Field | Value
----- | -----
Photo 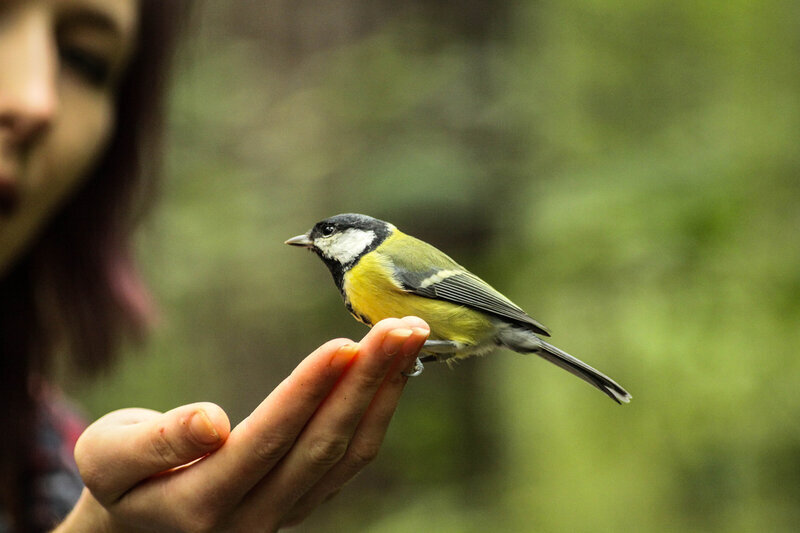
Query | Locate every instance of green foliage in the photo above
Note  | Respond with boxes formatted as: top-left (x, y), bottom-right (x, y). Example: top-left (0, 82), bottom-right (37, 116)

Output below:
top-left (71, 1), bottom-right (800, 531)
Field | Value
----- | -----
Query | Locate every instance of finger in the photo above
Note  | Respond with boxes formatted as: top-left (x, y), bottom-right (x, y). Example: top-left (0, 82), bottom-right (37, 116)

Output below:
top-left (74, 402), bottom-right (230, 505)
top-left (397, 316), bottom-right (432, 374)
top-left (284, 322), bottom-right (429, 525)
top-left (240, 318), bottom-right (426, 526)
top-left (172, 337), bottom-right (359, 509)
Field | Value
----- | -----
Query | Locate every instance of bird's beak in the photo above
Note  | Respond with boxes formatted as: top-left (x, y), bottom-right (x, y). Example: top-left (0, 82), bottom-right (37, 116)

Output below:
top-left (284, 233), bottom-right (314, 248)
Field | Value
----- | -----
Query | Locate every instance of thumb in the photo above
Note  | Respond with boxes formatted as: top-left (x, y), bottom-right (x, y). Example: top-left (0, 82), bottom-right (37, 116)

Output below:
top-left (74, 402), bottom-right (231, 505)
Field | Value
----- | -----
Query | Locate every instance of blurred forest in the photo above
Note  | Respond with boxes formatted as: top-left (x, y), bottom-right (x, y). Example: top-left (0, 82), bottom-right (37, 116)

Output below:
top-left (68, 0), bottom-right (800, 531)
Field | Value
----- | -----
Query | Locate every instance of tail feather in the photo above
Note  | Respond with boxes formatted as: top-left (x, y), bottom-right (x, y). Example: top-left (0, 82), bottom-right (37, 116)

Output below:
top-left (498, 325), bottom-right (631, 403)
top-left (534, 340), bottom-right (632, 404)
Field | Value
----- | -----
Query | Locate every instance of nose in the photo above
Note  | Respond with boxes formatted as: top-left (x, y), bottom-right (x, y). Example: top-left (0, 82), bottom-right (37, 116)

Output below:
top-left (0, 6), bottom-right (59, 147)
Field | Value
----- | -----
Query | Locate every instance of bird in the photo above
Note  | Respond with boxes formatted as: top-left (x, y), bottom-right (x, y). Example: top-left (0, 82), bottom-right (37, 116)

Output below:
top-left (285, 213), bottom-right (631, 404)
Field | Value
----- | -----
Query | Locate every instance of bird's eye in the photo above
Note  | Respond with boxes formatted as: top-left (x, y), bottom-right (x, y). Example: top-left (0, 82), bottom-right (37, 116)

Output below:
top-left (321, 224), bottom-right (335, 237)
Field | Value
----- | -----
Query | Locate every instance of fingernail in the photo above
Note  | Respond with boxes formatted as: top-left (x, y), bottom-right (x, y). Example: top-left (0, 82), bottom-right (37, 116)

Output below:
top-left (403, 327), bottom-right (430, 356)
top-left (190, 410), bottom-right (221, 445)
top-left (332, 343), bottom-right (359, 367)
top-left (411, 326), bottom-right (430, 339)
top-left (383, 328), bottom-right (413, 355)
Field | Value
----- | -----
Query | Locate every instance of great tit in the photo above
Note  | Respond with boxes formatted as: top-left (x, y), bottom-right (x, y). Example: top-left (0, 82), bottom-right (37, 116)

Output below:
top-left (286, 213), bottom-right (631, 404)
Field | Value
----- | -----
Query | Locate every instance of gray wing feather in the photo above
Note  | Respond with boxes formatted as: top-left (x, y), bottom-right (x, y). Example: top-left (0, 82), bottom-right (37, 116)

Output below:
top-left (397, 269), bottom-right (551, 336)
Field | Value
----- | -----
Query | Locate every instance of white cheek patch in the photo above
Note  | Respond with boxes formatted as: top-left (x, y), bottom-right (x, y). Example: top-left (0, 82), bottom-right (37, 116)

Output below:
top-left (318, 229), bottom-right (376, 264)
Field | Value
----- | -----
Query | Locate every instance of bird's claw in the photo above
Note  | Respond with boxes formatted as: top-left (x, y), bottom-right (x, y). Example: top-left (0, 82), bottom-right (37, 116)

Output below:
top-left (402, 357), bottom-right (425, 377)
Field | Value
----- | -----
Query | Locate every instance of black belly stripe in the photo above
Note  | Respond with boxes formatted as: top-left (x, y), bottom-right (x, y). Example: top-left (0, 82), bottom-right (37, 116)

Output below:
top-left (344, 298), bottom-right (372, 326)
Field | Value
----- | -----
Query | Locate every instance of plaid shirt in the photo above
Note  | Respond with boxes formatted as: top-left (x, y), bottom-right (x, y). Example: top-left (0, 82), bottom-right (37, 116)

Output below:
top-left (0, 387), bottom-right (86, 533)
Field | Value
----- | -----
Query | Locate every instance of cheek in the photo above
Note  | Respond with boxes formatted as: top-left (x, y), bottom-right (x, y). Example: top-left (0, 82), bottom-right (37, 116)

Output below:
top-left (44, 90), bottom-right (114, 193)
top-left (28, 86), bottom-right (114, 219)
top-left (0, 91), bottom-right (114, 271)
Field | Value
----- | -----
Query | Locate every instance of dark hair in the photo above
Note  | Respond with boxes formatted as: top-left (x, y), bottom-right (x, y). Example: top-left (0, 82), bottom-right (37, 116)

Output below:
top-left (0, 1), bottom-right (188, 530)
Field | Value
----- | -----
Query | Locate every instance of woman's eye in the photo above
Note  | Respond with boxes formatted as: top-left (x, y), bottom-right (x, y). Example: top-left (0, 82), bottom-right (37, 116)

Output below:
top-left (59, 44), bottom-right (112, 87)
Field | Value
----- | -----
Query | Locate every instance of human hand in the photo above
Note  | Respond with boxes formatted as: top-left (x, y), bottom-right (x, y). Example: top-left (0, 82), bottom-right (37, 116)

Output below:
top-left (57, 317), bottom-right (429, 532)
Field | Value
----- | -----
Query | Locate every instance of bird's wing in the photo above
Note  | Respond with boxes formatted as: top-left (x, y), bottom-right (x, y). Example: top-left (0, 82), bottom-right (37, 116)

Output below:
top-left (383, 233), bottom-right (551, 336)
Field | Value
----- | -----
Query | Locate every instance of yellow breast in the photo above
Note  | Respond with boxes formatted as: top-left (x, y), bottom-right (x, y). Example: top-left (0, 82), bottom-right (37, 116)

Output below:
top-left (343, 250), bottom-right (494, 347)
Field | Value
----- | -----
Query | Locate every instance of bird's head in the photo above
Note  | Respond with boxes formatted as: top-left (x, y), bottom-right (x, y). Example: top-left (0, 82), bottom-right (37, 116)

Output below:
top-left (285, 213), bottom-right (394, 268)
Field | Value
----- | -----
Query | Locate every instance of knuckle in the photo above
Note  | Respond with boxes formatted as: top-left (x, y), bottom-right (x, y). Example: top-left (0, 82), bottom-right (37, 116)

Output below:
top-left (252, 432), bottom-right (293, 466)
top-left (174, 489), bottom-right (242, 533)
top-left (74, 435), bottom-right (113, 501)
top-left (150, 424), bottom-right (183, 466)
top-left (345, 439), bottom-right (380, 468)
top-left (177, 497), bottom-right (234, 533)
top-left (77, 460), bottom-right (112, 500)
top-left (73, 436), bottom-right (93, 478)
top-left (307, 434), bottom-right (350, 467)
top-left (354, 370), bottom-right (384, 392)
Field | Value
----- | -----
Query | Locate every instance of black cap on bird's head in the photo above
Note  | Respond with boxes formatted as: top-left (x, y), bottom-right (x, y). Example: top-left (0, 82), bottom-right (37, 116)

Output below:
top-left (285, 214), bottom-right (394, 285)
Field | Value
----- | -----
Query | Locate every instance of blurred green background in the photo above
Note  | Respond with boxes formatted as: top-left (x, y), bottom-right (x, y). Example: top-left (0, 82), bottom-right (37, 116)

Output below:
top-left (67, 1), bottom-right (800, 531)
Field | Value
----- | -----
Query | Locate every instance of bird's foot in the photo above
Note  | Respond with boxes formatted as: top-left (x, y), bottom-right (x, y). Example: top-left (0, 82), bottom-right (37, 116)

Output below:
top-left (402, 357), bottom-right (425, 377)
top-left (403, 341), bottom-right (464, 376)
top-left (420, 339), bottom-right (460, 355)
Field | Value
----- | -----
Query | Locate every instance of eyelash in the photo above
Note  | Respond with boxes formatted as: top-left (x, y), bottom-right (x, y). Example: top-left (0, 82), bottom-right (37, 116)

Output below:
top-left (59, 44), bottom-right (112, 87)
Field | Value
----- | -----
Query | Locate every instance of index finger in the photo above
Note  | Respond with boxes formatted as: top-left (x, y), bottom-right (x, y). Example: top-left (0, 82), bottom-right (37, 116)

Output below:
top-left (175, 337), bottom-right (359, 506)
top-left (248, 318), bottom-right (429, 526)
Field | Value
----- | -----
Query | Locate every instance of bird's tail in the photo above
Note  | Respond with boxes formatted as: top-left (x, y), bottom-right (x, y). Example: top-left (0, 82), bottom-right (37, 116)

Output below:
top-left (499, 327), bottom-right (631, 404)
top-left (534, 340), bottom-right (631, 404)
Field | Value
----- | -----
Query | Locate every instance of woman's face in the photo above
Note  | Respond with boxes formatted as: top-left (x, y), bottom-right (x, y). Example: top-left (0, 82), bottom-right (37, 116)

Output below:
top-left (0, 0), bottom-right (138, 273)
